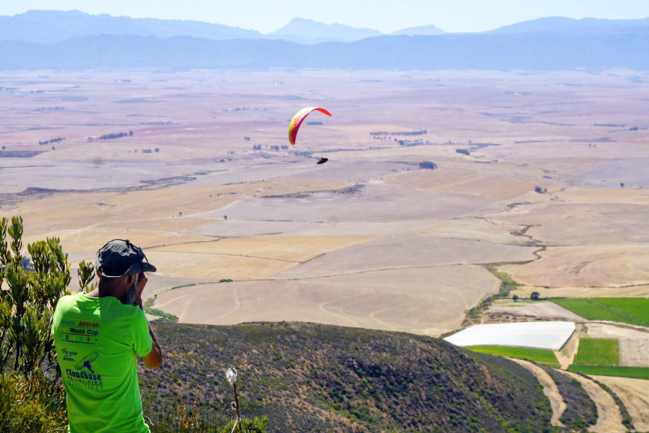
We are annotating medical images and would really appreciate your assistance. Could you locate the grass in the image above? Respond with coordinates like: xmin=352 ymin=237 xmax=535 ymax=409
xmin=589 ymin=378 xmax=635 ymax=430
xmin=567 ymin=365 xmax=649 ymax=379
xmin=145 ymin=306 xmax=179 ymax=322
xmin=141 ymin=321 xmax=554 ymax=433
xmin=551 ymin=298 xmax=649 ymax=327
xmin=486 ymin=267 xmax=519 ymax=299
xmin=541 ymin=367 xmax=597 ymax=430
xmin=461 ymin=268 xmax=519 ymax=327
xmin=465 ymin=346 xmax=560 ymax=368
xmin=573 ymin=338 xmax=619 ymax=366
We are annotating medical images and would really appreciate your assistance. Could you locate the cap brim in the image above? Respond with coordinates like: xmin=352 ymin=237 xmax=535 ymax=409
xmin=98 ymin=261 xmax=157 ymax=278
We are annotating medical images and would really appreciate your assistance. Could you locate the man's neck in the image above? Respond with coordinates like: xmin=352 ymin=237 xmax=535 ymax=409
xmin=86 ymin=285 xmax=117 ymax=298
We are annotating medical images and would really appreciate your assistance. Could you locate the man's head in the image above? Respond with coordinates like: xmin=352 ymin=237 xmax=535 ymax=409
xmin=95 ymin=239 xmax=156 ymax=303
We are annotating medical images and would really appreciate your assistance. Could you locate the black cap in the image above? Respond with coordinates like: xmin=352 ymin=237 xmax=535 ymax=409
xmin=95 ymin=239 xmax=156 ymax=278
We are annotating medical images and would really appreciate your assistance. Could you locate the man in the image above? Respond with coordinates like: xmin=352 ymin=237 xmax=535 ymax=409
xmin=52 ymin=239 xmax=163 ymax=433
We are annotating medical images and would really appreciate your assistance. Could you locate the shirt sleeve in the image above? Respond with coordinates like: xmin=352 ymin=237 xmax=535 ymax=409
xmin=132 ymin=308 xmax=153 ymax=357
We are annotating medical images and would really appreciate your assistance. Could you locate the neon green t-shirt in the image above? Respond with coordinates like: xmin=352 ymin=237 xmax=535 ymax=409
xmin=51 ymin=293 xmax=153 ymax=433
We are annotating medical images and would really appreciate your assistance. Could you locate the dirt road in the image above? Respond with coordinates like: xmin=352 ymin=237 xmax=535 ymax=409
xmin=562 ymin=371 xmax=626 ymax=433
xmin=509 ymin=358 xmax=565 ymax=427
xmin=593 ymin=375 xmax=649 ymax=432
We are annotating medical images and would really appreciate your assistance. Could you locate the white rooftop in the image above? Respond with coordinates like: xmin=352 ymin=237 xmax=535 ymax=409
xmin=444 ymin=321 xmax=575 ymax=351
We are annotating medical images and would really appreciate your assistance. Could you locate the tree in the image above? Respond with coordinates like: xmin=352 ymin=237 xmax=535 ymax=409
xmin=0 ymin=216 xmax=72 ymax=376
xmin=0 ymin=216 xmax=72 ymax=430
xmin=512 ymin=294 xmax=519 ymax=302
xmin=419 ymin=161 xmax=437 ymax=170
xmin=530 ymin=292 xmax=540 ymax=301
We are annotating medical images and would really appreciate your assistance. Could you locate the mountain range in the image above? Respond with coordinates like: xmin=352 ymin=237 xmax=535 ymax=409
xmin=0 ymin=10 xmax=648 ymax=70
xmin=2 ymin=11 xmax=433 ymax=44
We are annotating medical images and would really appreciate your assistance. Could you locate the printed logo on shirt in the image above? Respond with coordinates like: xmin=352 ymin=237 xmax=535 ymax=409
xmin=59 ymin=318 xmax=100 ymax=344
xmin=66 ymin=352 xmax=103 ymax=390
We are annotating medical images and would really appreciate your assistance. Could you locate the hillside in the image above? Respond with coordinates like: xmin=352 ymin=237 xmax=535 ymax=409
xmin=0 ymin=10 xmax=263 ymax=43
xmin=2 ymin=30 xmax=649 ymax=70
xmin=489 ymin=16 xmax=649 ymax=35
xmin=140 ymin=321 xmax=553 ymax=432
xmin=268 ymin=17 xmax=382 ymax=43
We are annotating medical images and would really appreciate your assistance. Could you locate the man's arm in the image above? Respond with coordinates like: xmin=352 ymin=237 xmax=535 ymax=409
xmin=135 ymin=273 xmax=163 ymax=369
xmin=142 ymin=323 xmax=163 ymax=369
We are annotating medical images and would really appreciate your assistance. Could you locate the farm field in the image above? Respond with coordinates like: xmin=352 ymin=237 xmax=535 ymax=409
xmin=583 ymin=323 xmax=649 ymax=368
xmin=0 ymin=69 xmax=648 ymax=341
xmin=510 ymin=285 xmax=649 ymax=300
xmin=151 ymin=265 xmax=499 ymax=336
xmin=551 ymin=298 xmax=649 ymax=327
xmin=568 ymin=365 xmax=649 ymax=380
xmin=502 ymin=245 xmax=649 ymax=288
xmin=486 ymin=301 xmax=587 ymax=322
xmin=2 ymin=68 xmax=649 ymax=428
xmin=273 ymin=236 xmax=536 ymax=279
xmin=573 ymin=338 xmax=620 ymax=366
xmin=466 ymin=346 xmax=560 ymax=368
xmin=148 ymin=236 xmax=374 ymax=262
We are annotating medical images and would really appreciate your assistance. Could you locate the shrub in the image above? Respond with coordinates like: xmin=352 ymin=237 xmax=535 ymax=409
xmin=418 ymin=161 xmax=437 ymax=170
xmin=0 ymin=374 xmax=65 ymax=432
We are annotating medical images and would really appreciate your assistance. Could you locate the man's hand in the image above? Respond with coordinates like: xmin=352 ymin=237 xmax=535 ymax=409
xmin=134 ymin=272 xmax=148 ymax=309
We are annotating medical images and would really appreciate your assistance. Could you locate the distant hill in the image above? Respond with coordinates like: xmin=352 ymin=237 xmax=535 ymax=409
xmin=268 ymin=17 xmax=383 ymax=44
xmin=489 ymin=16 xmax=649 ymax=35
xmin=392 ymin=24 xmax=445 ymax=36
xmin=0 ymin=9 xmax=263 ymax=43
xmin=141 ymin=321 xmax=553 ymax=432
xmin=2 ymin=31 xmax=648 ymax=70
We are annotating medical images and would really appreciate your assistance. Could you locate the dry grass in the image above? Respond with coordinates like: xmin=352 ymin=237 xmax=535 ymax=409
xmin=592 ymin=376 xmax=649 ymax=432
xmin=275 ymin=236 xmax=536 ymax=279
xmin=411 ymin=218 xmax=526 ymax=243
xmin=503 ymin=245 xmax=649 ymax=288
xmin=562 ymin=371 xmax=626 ymax=433
xmin=152 ymin=265 xmax=500 ymax=336
xmin=386 ymin=166 xmax=547 ymax=201
xmin=144 ymin=251 xmax=298 ymax=280
xmin=148 ymin=236 xmax=373 ymax=262
xmin=3 ymin=69 xmax=649 ymax=339
xmin=511 ymin=285 xmax=649 ymax=299
xmin=498 ymin=201 xmax=649 ymax=245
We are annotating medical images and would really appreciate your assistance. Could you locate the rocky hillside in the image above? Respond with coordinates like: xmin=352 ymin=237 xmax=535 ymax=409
xmin=140 ymin=321 xmax=553 ymax=432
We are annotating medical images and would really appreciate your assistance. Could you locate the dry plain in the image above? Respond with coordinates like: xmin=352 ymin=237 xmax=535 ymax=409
xmin=1 ymin=68 xmax=648 ymax=335
xmin=2 ymin=68 xmax=649 ymax=428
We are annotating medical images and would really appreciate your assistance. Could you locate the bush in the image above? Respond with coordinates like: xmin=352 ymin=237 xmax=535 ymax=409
xmin=0 ymin=373 xmax=66 ymax=432
xmin=1 ymin=216 xmax=265 ymax=433
xmin=0 ymin=216 xmax=72 ymax=376
xmin=418 ymin=161 xmax=437 ymax=170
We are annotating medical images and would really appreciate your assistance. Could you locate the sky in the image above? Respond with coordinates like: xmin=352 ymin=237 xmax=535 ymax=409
xmin=2 ymin=0 xmax=649 ymax=34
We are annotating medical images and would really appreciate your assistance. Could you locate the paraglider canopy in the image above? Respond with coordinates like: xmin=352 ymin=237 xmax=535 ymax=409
xmin=288 ymin=107 xmax=332 ymax=145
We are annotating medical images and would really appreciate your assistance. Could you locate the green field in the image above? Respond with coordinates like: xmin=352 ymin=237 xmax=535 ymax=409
xmin=567 ymin=365 xmax=649 ymax=379
xmin=573 ymin=338 xmax=619 ymax=366
xmin=466 ymin=346 xmax=560 ymax=368
xmin=551 ymin=298 xmax=649 ymax=327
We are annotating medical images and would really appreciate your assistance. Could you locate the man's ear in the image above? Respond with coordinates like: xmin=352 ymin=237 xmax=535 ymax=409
xmin=126 ymin=274 xmax=135 ymax=285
